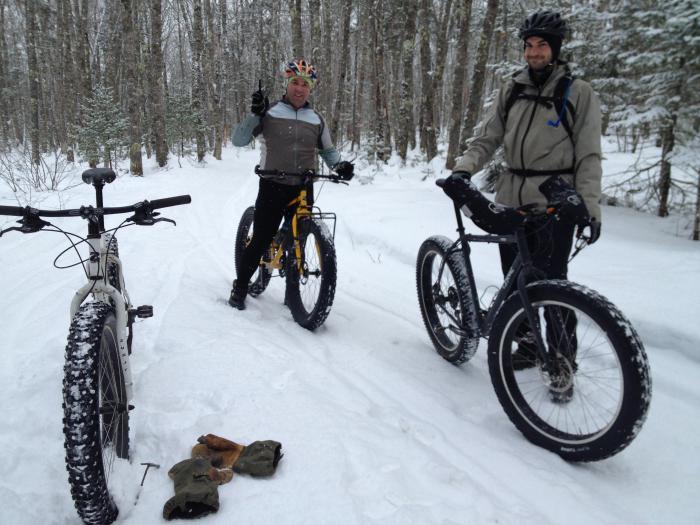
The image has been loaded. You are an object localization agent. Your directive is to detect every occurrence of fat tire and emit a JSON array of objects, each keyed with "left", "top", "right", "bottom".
[
  {"left": 416, "top": 236, "right": 480, "bottom": 364},
  {"left": 285, "top": 218, "right": 337, "bottom": 330},
  {"left": 104, "top": 234, "right": 120, "bottom": 292},
  {"left": 63, "top": 302, "right": 129, "bottom": 524},
  {"left": 234, "top": 206, "right": 271, "bottom": 297},
  {"left": 488, "top": 280, "right": 651, "bottom": 462}
]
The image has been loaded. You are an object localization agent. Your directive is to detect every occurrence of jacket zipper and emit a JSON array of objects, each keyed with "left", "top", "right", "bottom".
[{"left": 517, "top": 86, "right": 541, "bottom": 206}]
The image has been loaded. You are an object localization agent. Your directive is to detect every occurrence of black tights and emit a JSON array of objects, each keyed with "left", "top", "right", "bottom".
[
  {"left": 500, "top": 218, "right": 578, "bottom": 358},
  {"left": 236, "top": 179, "right": 305, "bottom": 286}
]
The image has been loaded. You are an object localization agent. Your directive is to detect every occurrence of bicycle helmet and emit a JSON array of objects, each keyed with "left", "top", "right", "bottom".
[
  {"left": 284, "top": 59, "right": 318, "bottom": 88},
  {"left": 518, "top": 10, "right": 568, "bottom": 40}
]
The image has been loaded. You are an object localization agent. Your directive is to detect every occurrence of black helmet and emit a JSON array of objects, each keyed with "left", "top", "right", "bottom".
[{"left": 518, "top": 10, "right": 568, "bottom": 40}]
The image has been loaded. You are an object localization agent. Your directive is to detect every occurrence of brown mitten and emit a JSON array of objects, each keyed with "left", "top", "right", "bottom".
[{"left": 192, "top": 434, "right": 283, "bottom": 476}]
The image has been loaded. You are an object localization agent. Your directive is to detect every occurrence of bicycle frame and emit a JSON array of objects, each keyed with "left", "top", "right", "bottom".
[
  {"left": 69, "top": 232, "right": 135, "bottom": 401},
  {"left": 445, "top": 201, "right": 549, "bottom": 356},
  {"left": 260, "top": 185, "right": 337, "bottom": 275}
]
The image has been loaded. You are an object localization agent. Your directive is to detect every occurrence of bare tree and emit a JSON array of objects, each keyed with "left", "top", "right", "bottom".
[
  {"left": 330, "top": 0, "right": 353, "bottom": 144},
  {"left": 151, "top": 0, "right": 168, "bottom": 166},
  {"left": 446, "top": 0, "right": 473, "bottom": 170},
  {"left": 25, "top": 0, "right": 40, "bottom": 166},
  {"left": 396, "top": 0, "right": 418, "bottom": 162},
  {"left": 290, "top": 0, "right": 303, "bottom": 59},
  {"left": 191, "top": 0, "right": 206, "bottom": 162},
  {"left": 459, "top": 0, "right": 499, "bottom": 152},
  {"left": 121, "top": 0, "right": 143, "bottom": 174}
]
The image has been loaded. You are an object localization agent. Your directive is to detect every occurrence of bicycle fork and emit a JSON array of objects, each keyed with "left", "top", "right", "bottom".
[{"left": 68, "top": 235, "right": 135, "bottom": 401}]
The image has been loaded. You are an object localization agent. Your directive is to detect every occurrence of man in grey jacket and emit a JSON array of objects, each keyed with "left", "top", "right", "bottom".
[
  {"left": 452, "top": 10, "right": 602, "bottom": 370},
  {"left": 229, "top": 59, "right": 353, "bottom": 310}
]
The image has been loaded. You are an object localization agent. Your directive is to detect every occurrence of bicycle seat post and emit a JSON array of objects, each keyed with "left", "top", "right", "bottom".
[{"left": 92, "top": 180, "right": 106, "bottom": 233}]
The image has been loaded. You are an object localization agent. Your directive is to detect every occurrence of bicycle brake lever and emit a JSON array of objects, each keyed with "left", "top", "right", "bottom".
[{"left": 0, "top": 215, "right": 50, "bottom": 236}]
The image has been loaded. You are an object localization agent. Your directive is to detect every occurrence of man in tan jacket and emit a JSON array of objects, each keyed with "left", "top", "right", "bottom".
[{"left": 452, "top": 10, "right": 602, "bottom": 370}]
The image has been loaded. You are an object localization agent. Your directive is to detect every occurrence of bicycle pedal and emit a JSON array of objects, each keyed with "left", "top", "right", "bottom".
[{"left": 129, "top": 305, "right": 154, "bottom": 319}]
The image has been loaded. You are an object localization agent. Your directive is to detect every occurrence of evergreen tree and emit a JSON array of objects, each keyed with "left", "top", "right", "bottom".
[{"left": 74, "top": 84, "right": 128, "bottom": 168}]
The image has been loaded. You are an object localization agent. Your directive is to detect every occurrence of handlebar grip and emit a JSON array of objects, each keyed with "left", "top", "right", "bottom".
[
  {"left": 0, "top": 205, "right": 26, "bottom": 216},
  {"left": 148, "top": 195, "right": 192, "bottom": 209}
]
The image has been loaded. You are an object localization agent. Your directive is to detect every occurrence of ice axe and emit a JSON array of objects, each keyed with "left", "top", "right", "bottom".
[{"left": 134, "top": 461, "right": 161, "bottom": 506}]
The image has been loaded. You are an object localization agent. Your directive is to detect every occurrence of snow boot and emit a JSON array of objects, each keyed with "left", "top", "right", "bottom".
[{"left": 228, "top": 280, "right": 248, "bottom": 310}]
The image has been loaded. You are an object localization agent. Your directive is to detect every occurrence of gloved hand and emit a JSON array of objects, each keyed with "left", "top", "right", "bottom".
[
  {"left": 334, "top": 160, "right": 355, "bottom": 181},
  {"left": 251, "top": 88, "right": 269, "bottom": 117},
  {"left": 162, "top": 457, "right": 232, "bottom": 521},
  {"left": 577, "top": 217, "right": 601, "bottom": 244},
  {"left": 538, "top": 176, "right": 590, "bottom": 227},
  {"left": 452, "top": 170, "right": 471, "bottom": 180}
]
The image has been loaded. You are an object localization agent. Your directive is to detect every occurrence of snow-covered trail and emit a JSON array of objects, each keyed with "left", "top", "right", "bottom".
[{"left": 1, "top": 147, "right": 699, "bottom": 524}]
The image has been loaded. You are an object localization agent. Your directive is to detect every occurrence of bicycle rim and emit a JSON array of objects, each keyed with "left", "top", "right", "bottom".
[{"left": 498, "top": 299, "right": 624, "bottom": 443}]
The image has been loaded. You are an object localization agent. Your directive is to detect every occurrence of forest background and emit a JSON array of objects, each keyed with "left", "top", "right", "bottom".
[{"left": 1, "top": 0, "right": 698, "bottom": 239}]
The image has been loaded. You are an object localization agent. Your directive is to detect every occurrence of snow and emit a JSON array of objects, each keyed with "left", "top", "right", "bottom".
[{"left": 0, "top": 142, "right": 699, "bottom": 524}]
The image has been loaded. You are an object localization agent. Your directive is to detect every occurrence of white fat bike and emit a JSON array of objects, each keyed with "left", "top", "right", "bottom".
[{"left": 0, "top": 167, "right": 191, "bottom": 525}]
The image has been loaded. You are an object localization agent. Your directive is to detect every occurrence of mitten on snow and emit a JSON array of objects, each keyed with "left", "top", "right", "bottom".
[
  {"left": 194, "top": 434, "right": 283, "bottom": 477},
  {"left": 162, "top": 457, "right": 232, "bottom": 520}
]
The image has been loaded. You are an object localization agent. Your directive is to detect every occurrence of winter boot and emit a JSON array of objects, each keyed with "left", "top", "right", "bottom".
[
  {"left": 512, "top": 329, "right": 538, "bottom": 370},
  {"left": 228, "top": 280, "right": 248, "bottom": 310}
]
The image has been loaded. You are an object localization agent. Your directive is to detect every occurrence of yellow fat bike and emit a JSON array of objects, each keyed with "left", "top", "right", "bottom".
[{"left": 234, "top": 165, "right": 347, "bottom": 330}]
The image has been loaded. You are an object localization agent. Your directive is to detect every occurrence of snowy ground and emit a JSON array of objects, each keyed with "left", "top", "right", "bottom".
[{"left": 0, "top": 144, "right": 699, "bottom": 525}]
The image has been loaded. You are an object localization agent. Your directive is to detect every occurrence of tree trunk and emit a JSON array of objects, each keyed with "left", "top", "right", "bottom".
[
  {"left": 396, "top": 0, "right": 418, "bottom": 162},
  {"left": 308, "top": 0, "right": 322, "bottom": 63},
  {"left": 0, "top": 0, "right": 8, "bottom": 146},
  {"left": 191, "top": 0, "right": 206, "bottom": 162},
  {"left": 330, "top": 0, "right": 353, "bottom": 143},
  {"left": 151, "top": 0, "right": 168, "bottom": 166},
  {"left": 25, "top": 0, "right": 41, "bottom": 166},
  {"left": 290, "top": 0, "right": 304, "bottom": 59},
  {"left": 121, "top": 0, "right": 143, "bottom": 175},
  {"left": 430, "top": 0, "right": 454, "bottom": 136},
  {"left": 419, "top": 0, "right": 437, "bottom": 161},
  {"left": 372, "top": 0, "right": 391, "bottom": 162},
  {"left": 446, "top": 0, "right": 473, "bottom": 170},
  {"left": 459, "top": 0, "right": 499, "bottom": 151},
  {"left": 693, "top": 170, "right": 700, "bottom": 241},
  {"left": 657, "top": 123, "right": 675, "bottom": 217}
]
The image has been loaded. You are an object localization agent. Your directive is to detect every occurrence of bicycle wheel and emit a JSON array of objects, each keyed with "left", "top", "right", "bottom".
[
  {"left": 285, "top": 217, "right": 336, "bottom": 330},
  {"left": 416, "top": 236, "right": 479, "bottom": 364},
  {"left": 104, "top": 234, "right": 120, "bottom": 292},
  {"left": 234, "top": 206, "right": 271, "bottom": 297},
  {"left": 488, "top": 280, "right": 651, "bottom": 462},
  {"left": 63, "top": 301, "right": 129, "bottom": 525}
]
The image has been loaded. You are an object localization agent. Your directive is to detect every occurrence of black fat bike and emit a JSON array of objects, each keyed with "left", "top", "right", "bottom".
[{"left": 416, "top": 175, "right": 651, "bottom": 462}]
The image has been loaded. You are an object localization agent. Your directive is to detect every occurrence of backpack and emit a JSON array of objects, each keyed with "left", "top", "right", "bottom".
[
  {"left": 503, "top": 69, "right": 577, "bottom": 178},
  {"left": 504, "top": 72, "right": 576, "bottom": 143}
]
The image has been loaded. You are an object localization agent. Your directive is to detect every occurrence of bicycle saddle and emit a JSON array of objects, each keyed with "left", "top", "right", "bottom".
[{"left": 82, "top": 168, "right": 116, "bottom": 186}]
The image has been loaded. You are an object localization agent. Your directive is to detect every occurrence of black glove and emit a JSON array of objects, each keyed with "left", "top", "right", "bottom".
[
  {"left": 452, "top": 171, "right": 471, "bottom": 180},
  {"left": 251, "top": 89, "right": 269, "bottom": 117},
  {"left": 577, "top": 218, "right": 601, "bottom": 244},
  {"left": 538, "top": 176, "right": 590, "bottom": 227},
  {"left": 334, "top": 161, "right": 354, "bottom": 181}
]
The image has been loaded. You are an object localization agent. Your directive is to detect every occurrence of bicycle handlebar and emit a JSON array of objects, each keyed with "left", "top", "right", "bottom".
[
  {"left": 254, "top": 164, "right": 347, "bottom": 183},
  {"left": 0, "top": 195, "right": 192, "bottom": 219}
]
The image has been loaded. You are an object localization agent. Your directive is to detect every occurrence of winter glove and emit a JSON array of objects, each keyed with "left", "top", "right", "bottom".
[
  {"left": 452, "top": 170, "right": 472, "bottom": 180},
  {"left": 334, "top": 161, "right": 355, "bottom": 181},
  {"left": 577, "top": 217, "right": 601, "bottom": 245},
  {"left": 538, "top": 175, "right": 590, "bottom": 227},
  {"left": 194, "top": 434, "right": 283, "bottom": 477},
  {"left": 440, "top": 174, "right": 525, "bottom": 235},
  {"left": 251, "top": 84, "right": 269, "bottom": 117},
  {"left": 162, "top": 457, "right": 232, "bottom": 520}
]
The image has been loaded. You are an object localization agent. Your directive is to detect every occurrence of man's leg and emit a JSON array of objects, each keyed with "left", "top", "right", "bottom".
[{"left": 230, "top": 181, "right": 299, "bottom": 309}]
